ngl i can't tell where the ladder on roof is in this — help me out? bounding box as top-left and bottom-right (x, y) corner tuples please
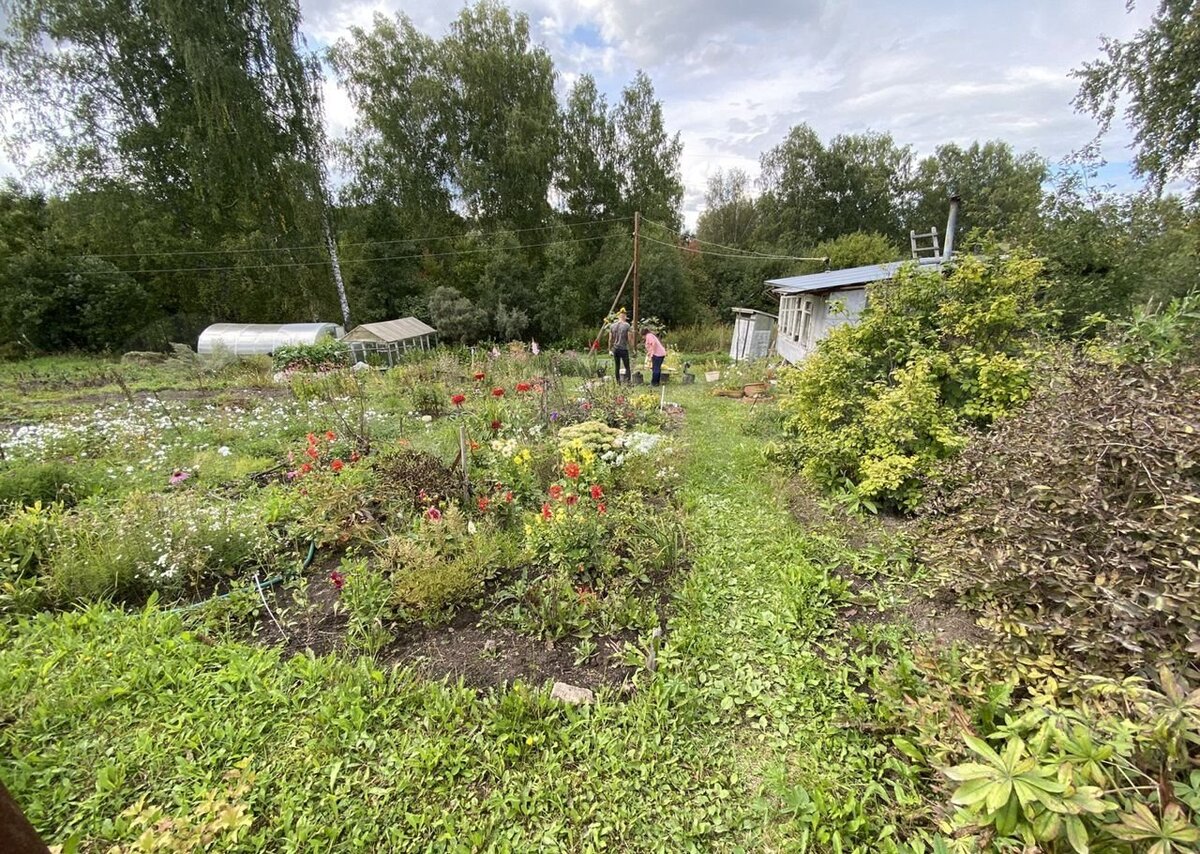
(910, 226), (940, 260)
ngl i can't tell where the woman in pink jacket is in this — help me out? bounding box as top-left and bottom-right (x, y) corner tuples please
(643, 328), (667, 386)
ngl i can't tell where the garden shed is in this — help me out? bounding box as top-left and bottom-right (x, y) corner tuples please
(343, 317), (437, 365)
(767, 258), (942, 363)
(197, 322), (344, 357)
(729, 308), (777, 362)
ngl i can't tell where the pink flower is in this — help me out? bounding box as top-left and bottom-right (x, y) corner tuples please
(169, 470), (190, 485)
(329, 570), (345, 590)
(425, 506), (442, 522)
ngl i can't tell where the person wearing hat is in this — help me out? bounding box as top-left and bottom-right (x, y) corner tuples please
(608, 309), (631, 385)
(643, 326), (667, 386)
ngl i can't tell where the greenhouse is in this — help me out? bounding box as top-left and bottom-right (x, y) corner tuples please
(343, 317), (437, 366)
(196, 323), (344, 357)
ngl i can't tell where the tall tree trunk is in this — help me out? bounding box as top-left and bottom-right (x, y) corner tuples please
(323, 212), (351, 329)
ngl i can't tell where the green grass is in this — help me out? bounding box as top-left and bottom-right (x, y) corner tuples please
(0, 387), (927, 851)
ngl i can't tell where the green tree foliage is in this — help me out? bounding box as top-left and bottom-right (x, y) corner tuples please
(428, 286), (489, 344)
(695, 169), (758, 249)
(1074, 0), (1200, 190)
(809, 232), (898, 269)
(614, 71), (684, 228)
(757, 124), (915, 248)
(557, 75), (623, 222)
(775, 246), (1052, 510)
(910, 141), (1048, 241)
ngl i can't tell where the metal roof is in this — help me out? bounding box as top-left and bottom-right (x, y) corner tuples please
(344, 317), (437, 343)
(730, 306), (778, 319)
(767, 257), (942, 294)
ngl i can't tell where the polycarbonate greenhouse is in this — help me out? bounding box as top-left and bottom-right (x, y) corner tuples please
(196, 323), (344, 357)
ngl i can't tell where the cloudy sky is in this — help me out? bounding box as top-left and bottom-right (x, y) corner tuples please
(298, 0), (1156, 228)
(0, 0), (1157, 229)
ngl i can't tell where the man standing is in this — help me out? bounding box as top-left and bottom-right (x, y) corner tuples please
(609, 309), (631, 384)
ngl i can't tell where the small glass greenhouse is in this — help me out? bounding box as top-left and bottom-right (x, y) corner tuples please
(196, 323), (344, 357)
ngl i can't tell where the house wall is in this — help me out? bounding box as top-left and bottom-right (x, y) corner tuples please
(776, 286), (867, 364)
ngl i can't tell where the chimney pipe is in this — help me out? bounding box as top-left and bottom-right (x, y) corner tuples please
(943, 195), (961, 260)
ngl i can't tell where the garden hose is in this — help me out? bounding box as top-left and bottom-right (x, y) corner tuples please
(164, 539), (316, 614)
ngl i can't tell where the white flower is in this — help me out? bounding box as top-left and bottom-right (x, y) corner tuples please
(422, 415), (433, 424)
(217, 446), (232, 456)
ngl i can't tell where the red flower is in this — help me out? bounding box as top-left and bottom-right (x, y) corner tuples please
(566, 494), (578, 506)
(299, 463), (312, 475)
(307, 433), (317, 446)
(491, 387), (505, 397)
(490, 419), (502, 431)
(590, 484), (604, 500)
(541, 503), (553, 520)
(451, 394), (466, 407)
(590, 339), (600, 351)
(469, 440), (481, 451)
(504, 491), (514, 503)
(597, 502), (607, 514)
(425, 506), (442, 522)
(563, 461), (581, 479)
(581, 402), (592, 412)
(350, 451), (361, 462)
(473, 371), (486, 381)
(305, 446), (319, 459)
(576, 584), (593, 601)
(516, 382), (532, 393)
(325, 430), (336, 442)
(477, 496), (490, 512)
(549, 484), (563, 500)
(330, 458), (344, 473)
(329, 570), (345, 590)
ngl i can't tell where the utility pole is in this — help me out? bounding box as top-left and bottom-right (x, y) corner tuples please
(631, 211), (640, 354)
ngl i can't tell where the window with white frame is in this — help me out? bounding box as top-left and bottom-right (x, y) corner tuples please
(779, 294), (816, 345)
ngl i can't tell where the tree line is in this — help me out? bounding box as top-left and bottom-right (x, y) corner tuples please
(0, 0), (1196, 354)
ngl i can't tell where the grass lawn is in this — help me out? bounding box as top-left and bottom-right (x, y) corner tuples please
(1, 384), (931, 852)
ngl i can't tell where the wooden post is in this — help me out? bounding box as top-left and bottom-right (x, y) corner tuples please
(631, 211), (640, 354)
(458, 426), (470, 505)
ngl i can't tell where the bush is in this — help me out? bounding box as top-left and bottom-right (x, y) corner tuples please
(775, 245), (1051, 510)
(917, 343), (1200, 674)
(0, 460), (93, 507)
(272, 339), (348, 373)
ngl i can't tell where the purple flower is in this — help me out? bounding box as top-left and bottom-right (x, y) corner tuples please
(169, 470), (190, 485)
(549, 411), (560, 422)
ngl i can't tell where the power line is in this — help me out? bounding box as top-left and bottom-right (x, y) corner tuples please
(69, 215), (633, 260)
(639, 232), (827, 263)
(70, 233), (613, 276)
(640, 217), (827, 262)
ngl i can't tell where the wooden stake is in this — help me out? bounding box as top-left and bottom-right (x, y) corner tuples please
(458, 426), (471, 505)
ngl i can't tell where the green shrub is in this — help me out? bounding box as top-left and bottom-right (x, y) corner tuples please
(272, 339), (349, 373)
(48, 491), (278, 603)
(0, 460), (94, 507)
(775, 245), (1052, 510)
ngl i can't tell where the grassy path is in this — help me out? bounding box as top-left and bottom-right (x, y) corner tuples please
(0, 390), (919, 851)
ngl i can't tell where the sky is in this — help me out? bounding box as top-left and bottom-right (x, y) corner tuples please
(1, 0), (1160, 230)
